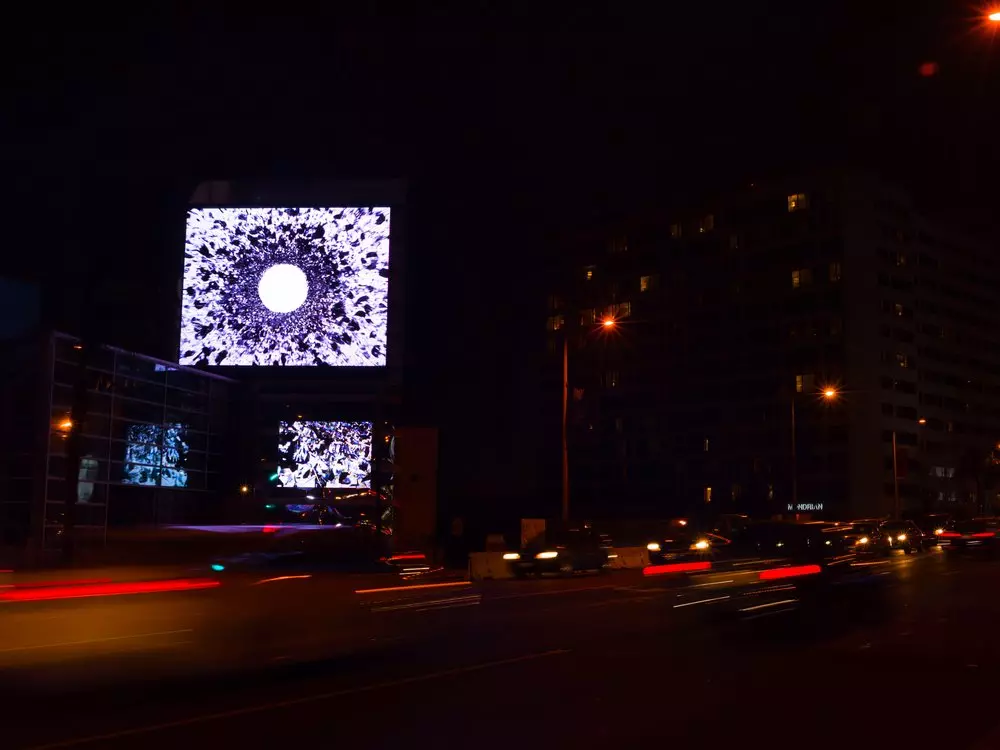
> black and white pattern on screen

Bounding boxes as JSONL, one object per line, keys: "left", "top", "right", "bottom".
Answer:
{"left": 122, "top": 423, "right": 189, "bottom": 488}
{"left": 277, "top": 420, "right": 372, "bottom": 489}
{"left": 180, "top": 207, "right": 391, "bottom": 367}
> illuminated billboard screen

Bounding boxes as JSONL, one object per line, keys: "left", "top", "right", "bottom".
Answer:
{"left": 277, "top": 420, "right": 372, "bottom": 489}
{"left": 181, "top": 207, "right": 391, "bottom": 367}
{"left": 122, "top": 423, "right": 189, "bottom": 487}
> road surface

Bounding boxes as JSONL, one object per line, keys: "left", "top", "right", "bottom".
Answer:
{"left": 5, "top": 548, "right": 1000, "bottom": 749}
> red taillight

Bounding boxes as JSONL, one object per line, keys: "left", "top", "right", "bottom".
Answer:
{"left": 758, "top": 564, "right": 821, "bottom": 581}
{"left": 939, "top": 532, "right": 960, "bottom": 538}
{"left": 972, "top": 532, "right": 995, "bottom": 538}
{"left": 262, "top": 525, "right": 279, "bottom": 533}
{"left": 11, "top": 578, "right": 112, "bottom": 589}
{"left": 0, "top": 578, "right": 220, "bottom": 603}
{"left": 643, "top": 561, "right": 712, "bottom": 576}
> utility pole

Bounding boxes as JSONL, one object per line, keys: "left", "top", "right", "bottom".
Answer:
{"left": 892, "top": 430, "right": 900, "bottom": 519}
{"left": 561, "top": 335, "right": 569, "bottom": 523}
{"left": 790, "top": 397, "right": 797, "bottom": 511}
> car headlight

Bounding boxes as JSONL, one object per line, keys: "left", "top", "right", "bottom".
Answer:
{"left": 692, "top": 539, "right": 710, "bottom": 550}
{"left": 935, "top": 528, "right": 945, "bottom": 536}
{"left": 897, "top": 534, "right": 907, "bottom": 542}
{"left": 535, "top": 551, "right": 558, "bottom": 559}
{"left": 502, "top": 552, "right": 520, "bottom": 561}
{"left": 647, "top": 542, "right": 661, "bottom": 551}
{"left": 856, "top": 536, "right": 869, "bottom": 545}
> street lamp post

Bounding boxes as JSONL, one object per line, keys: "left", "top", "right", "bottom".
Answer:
{"left": 820, "top": 387, "right": 928, "bottom": 519}
{"left": 561, "top": 318, "right": 616, "bottom": 522}
{"left": 791, "top": 397, "right": 798, "bottom": 509}
{"left": 891, "top": 430, "right": 900, "bottom": 520}
{"left": 791, "top": 387, "right": 839, "bottom": 513}
{"left": 561, "top": 334, "right": 569, "bottom": 523}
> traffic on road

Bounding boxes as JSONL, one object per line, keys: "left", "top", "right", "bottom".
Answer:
{"left": 4, "top": 514, "right": 1000, "bottom": 749}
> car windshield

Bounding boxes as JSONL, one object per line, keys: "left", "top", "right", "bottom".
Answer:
{"left": 881, "top": 522, "right": 909, "bottom": 532}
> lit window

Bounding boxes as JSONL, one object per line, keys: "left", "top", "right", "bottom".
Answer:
{"left": 796, "top": 374, "right": 803, "bottom": 393}
{"left": 605, "top": 370, "right": 619, "bottom": 388}
{"left": 584, "top": 266, "right": 595, "bottom": 281}
{"left": 829, "top": 262, "right": 841, "bottom": 282}
{"left": 787, "top": 193, "right": 809, "bottom": 212}
{"left": 640, "top": 275, "right": 651, "bottom": 292}
{"left": 699, "top": 214, "right": 714, "bottom": 233}
{"left": 580, "top": 308, "right": 596, "bottom": 325}
{"left": 546, "top": 315, "right": 564, "bottom": 332}
{"left": 618, "top": 301, "right": 631, "bottom": 318}
{"left": 704, "top": 486, "right": 713, "bottom": 504}
{"left": 896, "top": 352, "right": 909, "bottom": 368}
{"left": 703, "top": 438, "right": 710, "bottom": 452}
{"left": 792, "top": 268, "right": 812, "bottom": 288}
{"left": 894, "top": 303, "right": 905, "bottom": 317}
{"left": 795, "top": 373, "right": 815, "bottom": 393}
{"left": 670, "top": 223, "right": 682, "bottom": 239}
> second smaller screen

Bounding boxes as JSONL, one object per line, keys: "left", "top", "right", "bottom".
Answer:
{"left": 277, "top": 420, "right": 372, "bottom": 489}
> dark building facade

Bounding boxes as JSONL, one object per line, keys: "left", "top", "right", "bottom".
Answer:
{"left": 0, "top": 331, "right": 235, "bottom": 556}
{"left": 544, "top": 172, "right": 1000, "bottom": 521}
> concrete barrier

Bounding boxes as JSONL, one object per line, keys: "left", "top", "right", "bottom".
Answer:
{"left": 468, "top": 551, "right": 515, "bottom": 581}
{"left": 606, "top": 546, "right": 650, "bottom": 570}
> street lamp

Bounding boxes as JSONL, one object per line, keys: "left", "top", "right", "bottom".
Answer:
{"left": 989, "top": 11, "right": 1000, "bottom": 22}
{"left": 821, "top": 388, "right": 930, "bottom": 519}
{"left": 792, "top": 386, "right": 840, "bottom": 508}
{"left": 562, "top": 319, "right": 615, "bottom": 522}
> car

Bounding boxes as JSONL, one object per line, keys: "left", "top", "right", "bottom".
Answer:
{"left": 848, "top": 520, "right": 893, "bottom": 556}
{"left": 641, "top": 521, "right": 890, "bottom": 620}
{"left": 507, "top": 527, "right": 610, "bottom": 577}
{"left": 878, "top": 520, "right": 928, "bottom": 554}
{"left": 939, "top": 518, "right": 1000, "bottom": 555}
{"left": 908, "top": 513, "right": 952, "bottom": 545}
{"left": 644, "top": 529, "right": 730, "bottom": 566}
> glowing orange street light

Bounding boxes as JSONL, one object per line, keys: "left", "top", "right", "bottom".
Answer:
{"left": 240, "top": 485, "right": 250, "bottom": 494}
{"left": 918, "top": 418, "right": 927, "bottom": 425}
{"left": 602, "top": 318, "right": 615, "bottom": 328}
{"left": 822, "top": 388, "right": 838, "bottom": 399}
{"left": 989, "top": 11, "right": 1000, "bottom": 22}
{"left": 58, "top": 419, "right": 73, "bottom": 431}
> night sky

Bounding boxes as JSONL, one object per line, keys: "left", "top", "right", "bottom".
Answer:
{"left": 6, "top": 3, "right": 998, "bottom": 517}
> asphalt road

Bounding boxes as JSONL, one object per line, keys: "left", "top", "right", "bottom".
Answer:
{"left": 6, "top": 548, "right": 1000, "bottom": 750}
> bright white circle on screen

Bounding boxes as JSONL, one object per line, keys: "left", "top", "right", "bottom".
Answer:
{"left": 258, "top": 264, "right": 309, "bottom": 313}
